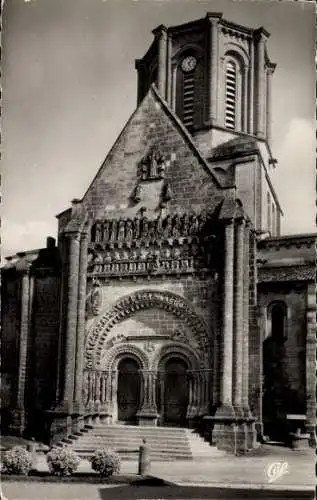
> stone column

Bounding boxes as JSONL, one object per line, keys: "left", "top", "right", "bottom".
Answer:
{"left": 212, "top": 220, "right": 237, "bottom": 452}
{"left": 208, "top": 18, "right": 219, "bottom": 125}
{"left": 154, "top": 25, "right": 168, "bottom": 99}
{"left": 99, "top": 371, "right": 110, "bottom": 423}
{"left": 187, "top": 370, "right": 197, "bottom": 420}
{"left": 73, "top": 230, "right": 89, "bottom": 431}
{"left": 255, "top": 32, "right": 266, "bottom": 138}
{"left": 242, "top": 68, "right": 249, "bottom": 133}
{"left": 233, "top": 219, "right": 245, "bottom": 411}
{"left": 242, "top": 222, "right": 250, "bottom": 411}
{"left": 137, "top": 370, "right": 158, "bottom": 425}
{"left": 221, "top": 220, "right": 235, "bottom": 408}
{"left": 11, "top": 268, "right": 31, "bottom": 435}
{"left": 233, "top": 219, "right": 249, "bottom": 453}
{"left": 111, "top": 370, "right": 117, "bottom": 422}
{"left": 62, "top": 232, "right": 80, "bottom": 410}
{"left": 266, "top": 67, "right": 274, "bottom": 145}
{"left": 167, "top": 33, "right": 173, "bottom": 106}
{"left": 248, "top": 39, "right": 254, "bottom": 134}
{"left": 94, "top": 372, "right": 101, "bottom": 425}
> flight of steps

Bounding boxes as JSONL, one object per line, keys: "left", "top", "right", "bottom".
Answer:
{"left": 64, "top": 424, "right": 225, "bottom": 461}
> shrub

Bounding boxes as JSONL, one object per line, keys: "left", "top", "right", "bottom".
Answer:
{"left": 90, "top": 448, "right": 121, "bottom": 477}
{"left": 46, "top": 446, "right": 80, "bottom": 476}
{"left": 2, "top": 446, "right": 33, "bottom": 475}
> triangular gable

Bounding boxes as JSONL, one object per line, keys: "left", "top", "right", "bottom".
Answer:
{"left": 79, "top": 84, "right": 226, "bottom": 222}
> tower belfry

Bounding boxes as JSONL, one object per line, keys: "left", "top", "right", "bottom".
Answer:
{"left": 135, "top": 12, "right": 276, "bottom": 145}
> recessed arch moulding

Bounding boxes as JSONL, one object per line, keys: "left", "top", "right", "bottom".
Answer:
{"left": 84, "top": 289, "right": 212, "bottom": 371}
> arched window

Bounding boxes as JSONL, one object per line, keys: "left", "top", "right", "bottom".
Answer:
{"left": 223, "top": 51, "right": 247, "bottom": 132}
{"left": 268, "top": 301, "right": 287, "bottom": 342}
{"left": 225, "top": 60, "right": 237, "bottom": 130}
{"left": 272, "top": 203, "right": 275, "bottom": 235}
{"left": 175, "top": 52, "right": 204, "bottom": 131}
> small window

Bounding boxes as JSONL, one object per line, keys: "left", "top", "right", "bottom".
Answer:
{"left": 225, "top": 61, "right": 237, "bottom": 130}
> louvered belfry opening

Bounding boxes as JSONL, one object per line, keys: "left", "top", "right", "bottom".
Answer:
{"left": 225, "top": 61, "right": 237, "bottom": 130}
{"left": 183, "top": 71, "right": 195, "bottom": 129}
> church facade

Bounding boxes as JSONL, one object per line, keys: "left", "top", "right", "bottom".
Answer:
{"left": 1, "top": 13, "right": 316, "bottom": 453}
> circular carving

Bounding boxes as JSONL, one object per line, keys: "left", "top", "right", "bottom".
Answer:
{"left": 85, "top": 290, "right": 211, "bottom": 369}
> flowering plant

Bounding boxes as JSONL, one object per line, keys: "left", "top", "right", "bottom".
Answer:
{"left": 46, "top": 446, "right": 80, "bottom": 476}
{"left": 90, "top": 448, "right": 121, "bottom": 477}
{"left": 1, "top": 446, "right": 33, "bottom": 475}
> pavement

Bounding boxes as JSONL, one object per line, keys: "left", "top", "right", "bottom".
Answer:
{"left": 1, "top": 438, "right": 315, "bottom": 499}
{"left": 4, "top": 443, "right": 315, "bottom": 488}
{"left": 1, "top": 481, "right": 316, "bottom": 500}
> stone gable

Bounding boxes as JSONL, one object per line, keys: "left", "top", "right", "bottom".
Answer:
{"left": 81, "top": 86, "right": 227, "bottom": 222}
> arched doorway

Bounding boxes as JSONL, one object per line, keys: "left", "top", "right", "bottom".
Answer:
{"left": 263, "top": 302, "right": 289, "bottom": 441}
{"left": 157, "top": 357, "right": 189, "bottom": 427}
{"left": 117, "top": 357, "right": 141, "bottom": 424}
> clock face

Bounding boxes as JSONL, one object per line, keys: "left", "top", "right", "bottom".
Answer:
{"left": 181, "top": 55, "right": 197, "bottom": 73}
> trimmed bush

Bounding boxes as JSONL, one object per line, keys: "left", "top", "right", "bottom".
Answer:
{"left": 2, "top": 446, "right": 33, "bottom": 475}
{"left": 90, "top": 448, "right": 121, "bottom": 477}
{"left": 46, "top": 446, "right": 80, "bottom": 476}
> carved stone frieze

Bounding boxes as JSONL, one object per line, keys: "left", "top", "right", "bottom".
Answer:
{"left": 88, "top": 211, "right": 220, "bottom": 277}
{"left": 90, "top": 211, "right": 217, "bottom": 245}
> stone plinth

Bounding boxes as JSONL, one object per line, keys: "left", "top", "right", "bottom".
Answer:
{"left": 137, "top": 410, "right": 159, "bottom": 426}
{"left": 9, "top": 409, "right": 26, "bottom": 437}
{"left": 209, "top": 405, "right": 257, "bottom": 455}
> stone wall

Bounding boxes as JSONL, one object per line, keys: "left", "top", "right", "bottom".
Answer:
{"left": 248, "top": 230, "right": 262, "bottom": 430}
{"left": 1, "top": 274, "right": 20, "bottom": 411}
{"left": 30, "top": 276, "right": 60, "bottom": 411}
{"left": 258, "top": 282, "right": 309, "bottom": 413}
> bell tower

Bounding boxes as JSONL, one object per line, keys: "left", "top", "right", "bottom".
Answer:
{"left": 136, "top": 12, "right": 282, "bottom": 238}
{"left": 135, "top": 12, "right": 276, "bottom": 146}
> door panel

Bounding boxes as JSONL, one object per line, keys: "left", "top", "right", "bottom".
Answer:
{"left": 117, "top": 358, "right": 141, "bottom": 423}
{"left": 160, "top": 358, "right": 189, "bottom": 426}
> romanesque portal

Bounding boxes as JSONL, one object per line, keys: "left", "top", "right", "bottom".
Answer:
{"left": 83, "top": 290, "right": 211, "bottom": 427}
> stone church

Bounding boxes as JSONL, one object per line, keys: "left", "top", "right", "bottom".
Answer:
{"left": 1, "top": 13, "right": 316, "bottom": 453}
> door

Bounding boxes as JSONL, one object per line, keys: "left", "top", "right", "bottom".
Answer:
{"left": 159, "top": 357, "right": 189, "bottom": 426}
{"left": 117, "top": 358, "right": 141, "bottom": 423}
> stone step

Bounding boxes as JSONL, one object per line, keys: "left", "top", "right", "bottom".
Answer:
{"left": 72, "top": 438, "right": 191, "bottom": 448}
{"left": 98, "top": 424, "right": 187, "bottom": 431}
{"left": 72, "top": 444, "right": 191, "bottom": 453}
{"left": 88, "top": 427, "right": 187, "bottom": 435}
{"left": 66, "top": 425, "right": 224, "bottom": 461}
{"left": 75, "top": 435, "right": 190, "bottom": 444}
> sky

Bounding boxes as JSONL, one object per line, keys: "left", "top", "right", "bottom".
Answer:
{"left": 2, "top": 0, "right": 315, "bottom": 257}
